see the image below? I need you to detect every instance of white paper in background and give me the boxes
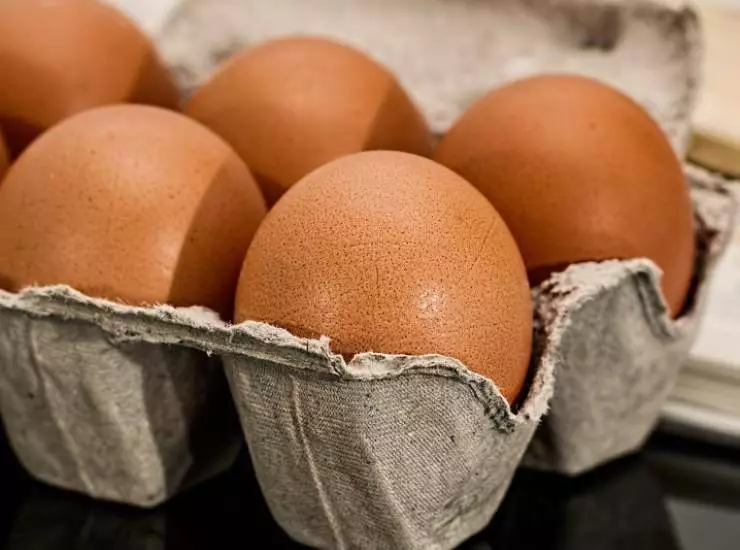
[103,0,182,35]
[689,191,740,364]
[683,0,740,397]
[691,3,740,159]
[690,0,740,367]
[694,0,740,8]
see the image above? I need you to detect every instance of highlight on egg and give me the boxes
[434,74,696,317]
[235,151,532,403]
[0,0,180,158]
[185,36,433,206]
[0,105,267,318]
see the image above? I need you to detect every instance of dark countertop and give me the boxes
[1,427,739,550]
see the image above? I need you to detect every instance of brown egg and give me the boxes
[235,151,532,403]
[185,37,433,206]
[0,0,179,158]
[434,75,695,317]
[0,130,8,182]
[0,105,267,317]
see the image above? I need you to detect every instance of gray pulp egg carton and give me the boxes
[0,1,733,549]
[161,0,733,539]
[523,165,736,474]
[0,295,243,507]
[0,286,554,548]
[158,0,733,457]
[158,0,701,153]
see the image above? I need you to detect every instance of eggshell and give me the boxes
[235,151,532,403]
[0,0,180,157]
[185,37,433,206]
[0,105,267,317]
[0,130,8,182]
[434,75,696,317]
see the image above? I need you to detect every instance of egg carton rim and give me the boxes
[0,282,552,432]
[0,166,733,434]
[0,257,719,434]
[0,260,707,431]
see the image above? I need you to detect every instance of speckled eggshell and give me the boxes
[0,0,180,158]
[185,37,433,206]
[0,105,267,318]
[434,75,696,317]
[235,151,532,403]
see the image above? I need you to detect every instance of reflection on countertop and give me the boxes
[1,427,740,550]
[465,453,681,550]
[0,424,304,550]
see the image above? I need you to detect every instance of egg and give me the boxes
[0,105,267,317]
[185,37,433,206]
[235,151,532,403]
[0,130,8,182]
[0,0,179,157]
[434,75,696,317]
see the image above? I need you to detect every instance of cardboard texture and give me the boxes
[0,300,243,507]
[158,0,701,155]
[0,285,552,541]
[0,169,730,543]
[222,334,552,550]
[524,166,737,474]
[0,0,734,548]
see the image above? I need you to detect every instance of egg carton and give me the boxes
[0,280,553,548]
[0,0,732,547]
[523,165,736,474]
[158,0,701,155]
[0,168,730,546]
[157,0,729,543]
[0,297,243,507]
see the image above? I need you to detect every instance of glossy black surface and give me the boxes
[1,427,739,549]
